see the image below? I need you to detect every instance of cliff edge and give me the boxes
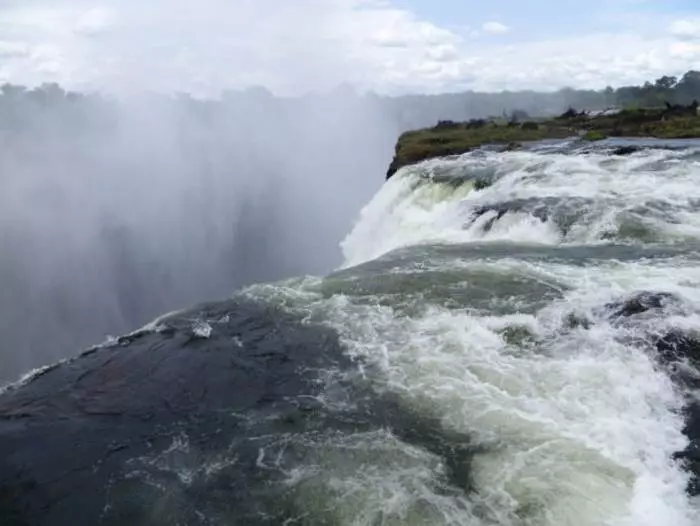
[386,103,700,179]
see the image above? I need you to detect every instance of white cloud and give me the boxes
[481,21,510,35]
[670,41,700,60]
[0,40,29,58]
[0,1,698,95]
[74,7,116,36]
[463,32,700,92]
[0,0,467,95]
[670,19,700,41]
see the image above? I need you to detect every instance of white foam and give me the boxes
[249,148,700,524]
[341,149,700,266]
[192,320,213,339]
[0,362,61,394]
[328,149,700,523]
[239,254,700,525]
[310,277,695,525]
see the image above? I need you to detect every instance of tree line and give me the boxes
[2,70,700,133]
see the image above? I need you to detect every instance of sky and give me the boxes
[0,0,699,96]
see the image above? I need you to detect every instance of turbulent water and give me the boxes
[236,140,700,525]
[5,139,700,525]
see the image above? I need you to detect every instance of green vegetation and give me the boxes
[386,120,572,177]
[608,71,700,108]
[582,130,607,141]
[387,102,700,178]
[383,70,700,132]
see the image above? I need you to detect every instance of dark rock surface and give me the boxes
[605,291,683,320]
[0,298,355,525]
[604,291,700,495]
[468,196,595,235]
[0,298,475,525]
[655,332,700,496]
[612,145,641,156]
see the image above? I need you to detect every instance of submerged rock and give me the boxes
[502,141,523,151]
[467,196,595,235]
[605,291,700,496]
[612,145,641,156]
[498,325,537,347]
[655,331,700,370]
[563,312,592,330]
[654,331,700,496]
[605,291,681,319]
[472,178,492,191]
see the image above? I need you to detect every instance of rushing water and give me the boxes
[239,140,700,525]
[3,140,700,525]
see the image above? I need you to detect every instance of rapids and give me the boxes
[244,140,700,525]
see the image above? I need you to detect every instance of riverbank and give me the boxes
[387,104,700,178]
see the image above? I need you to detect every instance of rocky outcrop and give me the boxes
[0,298,477,525]
[0,299,354,525]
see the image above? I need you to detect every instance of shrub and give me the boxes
[559,107,580,119]
[582,130,606,141]
[435,120,460,129]
[466,119,487,129]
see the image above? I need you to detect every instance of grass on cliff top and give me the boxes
[388,106,700,178]
[561,107,700,138]
[389,121,570,174]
